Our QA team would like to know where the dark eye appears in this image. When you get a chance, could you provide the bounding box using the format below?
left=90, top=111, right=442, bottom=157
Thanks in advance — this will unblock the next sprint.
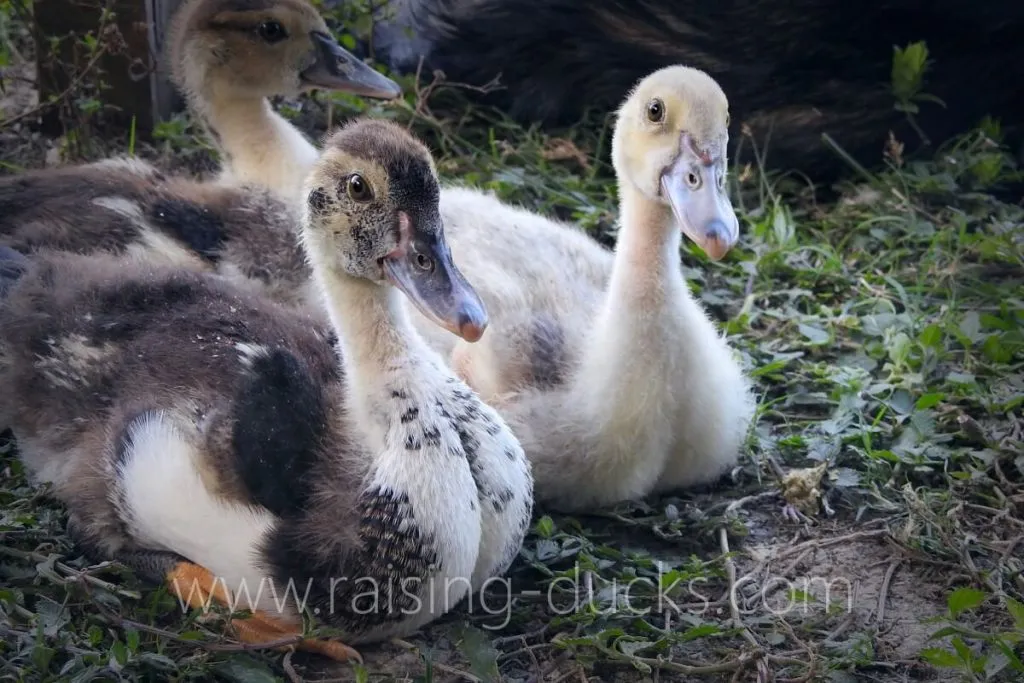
left=414, top=251, right=434, bottom=272
left=347, top=174, right=373, bottom=202
left=258, top=20, right=287, bottom=43
left=646, top=98, right=665, bottom=123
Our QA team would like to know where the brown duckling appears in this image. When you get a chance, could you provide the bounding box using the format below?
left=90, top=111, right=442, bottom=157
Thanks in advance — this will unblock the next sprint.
left=0, top=120, right=532, bottom=660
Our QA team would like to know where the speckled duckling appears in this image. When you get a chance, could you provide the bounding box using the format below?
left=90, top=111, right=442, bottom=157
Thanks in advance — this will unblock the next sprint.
left=0, top=120, right=532, bottom=661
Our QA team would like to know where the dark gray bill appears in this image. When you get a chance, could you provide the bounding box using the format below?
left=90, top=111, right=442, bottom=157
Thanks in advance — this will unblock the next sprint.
left=382, top=214, right=488, bottom=342
left=661, top=134, right=739, bottom=261
left=302, top=31, right=402, bottom=100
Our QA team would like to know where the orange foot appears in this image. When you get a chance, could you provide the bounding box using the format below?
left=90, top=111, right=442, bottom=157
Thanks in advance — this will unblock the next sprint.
left=166, top=560, right=232, bottom=610
left=164, top=561, right=362, bottom=663
left=229, top=608, right=363, bottom=663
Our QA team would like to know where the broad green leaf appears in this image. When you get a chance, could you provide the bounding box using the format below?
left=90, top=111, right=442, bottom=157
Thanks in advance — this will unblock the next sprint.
left=534, top=515, right=555, bottom=538
left=455, top=624, right=500, bottom=683
left=919, top=647, right=961, bottom=668
left=915, top=393, right=944, bottom=410
left=215, top=656, right=282, bottom=683
left=919, top=324, right=944, bottom=348
left=137, top=653, right=178, bottom=671
left=678, top=624, right=722, bottom=642
left=799, top=323, right=830, bottom=345
left=947, top=587, right=987, bottom=617
left=982, top=334, right=1012, bottom=364
left=946, top=371, right=976, bottom=385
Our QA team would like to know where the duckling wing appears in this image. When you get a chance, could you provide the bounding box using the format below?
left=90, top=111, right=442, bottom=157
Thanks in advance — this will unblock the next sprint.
left=0, top=249, right=337, bottom=508
left=0, top=161, right=309, bottom=303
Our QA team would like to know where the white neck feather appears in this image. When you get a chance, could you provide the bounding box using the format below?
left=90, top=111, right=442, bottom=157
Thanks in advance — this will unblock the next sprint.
left=572, top=184, right=701, bottom=417
left=313, top=266, right=423, bottom=385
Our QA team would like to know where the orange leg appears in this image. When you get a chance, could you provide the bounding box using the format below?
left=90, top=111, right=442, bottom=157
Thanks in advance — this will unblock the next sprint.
left=164, top=561, right=362, bottom=663
left=166, top=561, right=233, bottom=610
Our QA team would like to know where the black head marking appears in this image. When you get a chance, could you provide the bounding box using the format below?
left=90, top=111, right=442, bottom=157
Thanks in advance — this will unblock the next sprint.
left=307, top=188, right=330, bottom=214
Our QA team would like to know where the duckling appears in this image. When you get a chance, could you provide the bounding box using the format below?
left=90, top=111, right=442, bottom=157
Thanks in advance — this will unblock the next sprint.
left=431, top=66, right=756, bottom=511
left=2, top=67, right=752, bottom=514
left=167, top=0, right=401, bottom=199
left=0, top=120, right=532, bottom=659
left=0, top=0, right=402, bottom=302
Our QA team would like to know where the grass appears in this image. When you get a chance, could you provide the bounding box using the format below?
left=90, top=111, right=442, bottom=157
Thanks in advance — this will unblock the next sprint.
left=2, top=17, right=1024, bottom=683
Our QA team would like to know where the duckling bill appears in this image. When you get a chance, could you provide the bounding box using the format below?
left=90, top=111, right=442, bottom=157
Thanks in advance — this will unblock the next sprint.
left=661, top=131, right=739, bottom=261
left=381, top=210, right=488, bottom=342
left=303, top=29, right=401, bottom=99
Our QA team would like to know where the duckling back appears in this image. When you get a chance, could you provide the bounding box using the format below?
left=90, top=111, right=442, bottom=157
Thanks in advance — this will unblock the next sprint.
left=0, top=160, right=315, bottom=309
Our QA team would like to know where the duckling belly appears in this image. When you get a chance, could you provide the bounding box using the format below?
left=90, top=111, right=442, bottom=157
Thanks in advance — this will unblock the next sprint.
left=113, top=411, right=283, bottom=616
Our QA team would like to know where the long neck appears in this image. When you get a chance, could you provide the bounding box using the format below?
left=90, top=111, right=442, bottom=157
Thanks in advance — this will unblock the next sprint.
left=572, top=185, right=698, bottom=413
left=607, top=188, right=685, bottom=304
left=189, top=87, right=319, bottom=202
left=315, top=268, right=423, bottom=388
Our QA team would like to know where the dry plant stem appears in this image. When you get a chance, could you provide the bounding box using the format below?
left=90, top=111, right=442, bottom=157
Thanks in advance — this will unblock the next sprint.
left=874, top=559, right=901, bottom=626
left=961, top=540, right=1004, bottom=598
left=725, top=490, right=781, bottom=517
left=0, top=544, right=140, bottom=599
left=770, top=529, right=889, bottom=565
left=775, top=618, right=816, bottom=683
left=594, top=640, right=763, bottom=676
left=77, top=575, right=305, bottom=653
left=391, top=638, right=483, bottom=683
left=719, top=526, right=773, bottom=682
left=282, top=649, right=302, bottom=683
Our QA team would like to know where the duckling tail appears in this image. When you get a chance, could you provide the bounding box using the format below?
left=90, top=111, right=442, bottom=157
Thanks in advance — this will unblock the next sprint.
left=0, top=246, right=29, bottom=301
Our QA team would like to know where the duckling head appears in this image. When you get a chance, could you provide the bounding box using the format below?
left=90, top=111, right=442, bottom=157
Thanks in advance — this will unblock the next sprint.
left=611, top=65, right=739, bottom=261
left=169, top=0, right=401, bottom=101
left=301, top=119, right=488, bottom=342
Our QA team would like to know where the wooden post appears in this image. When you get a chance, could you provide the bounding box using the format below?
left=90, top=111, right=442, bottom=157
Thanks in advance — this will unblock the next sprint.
left=145, top=0, right=186, bottom=125
left=34, top=0, right=185, bottom=137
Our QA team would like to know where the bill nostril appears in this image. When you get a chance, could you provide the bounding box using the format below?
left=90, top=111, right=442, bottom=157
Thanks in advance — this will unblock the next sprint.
left=703, top=219, right=728, bottom=242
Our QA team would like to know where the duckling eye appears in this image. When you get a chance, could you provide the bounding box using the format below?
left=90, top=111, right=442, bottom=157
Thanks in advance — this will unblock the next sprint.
left=414, top=251, right=434, bottom=272
left=346, top=174, right=373, bottom=202
left=258, top=20, right=287, bottom=43
left=646, top=98, right=665, bottom=123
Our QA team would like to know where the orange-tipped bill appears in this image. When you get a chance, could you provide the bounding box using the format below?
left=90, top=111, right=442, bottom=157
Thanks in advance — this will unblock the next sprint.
left=661, top=135, right=739, bottom=261
left=382, top=213, right=488, bottom=342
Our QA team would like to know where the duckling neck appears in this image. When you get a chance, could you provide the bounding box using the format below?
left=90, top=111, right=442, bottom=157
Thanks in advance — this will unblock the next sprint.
left=607, top=187, right=686, bottom=303
left=572, top=185, right=698, bottom=420
left=192, top=89, right=318, bottom=201
left=316, top=270, right=424, bottom=379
